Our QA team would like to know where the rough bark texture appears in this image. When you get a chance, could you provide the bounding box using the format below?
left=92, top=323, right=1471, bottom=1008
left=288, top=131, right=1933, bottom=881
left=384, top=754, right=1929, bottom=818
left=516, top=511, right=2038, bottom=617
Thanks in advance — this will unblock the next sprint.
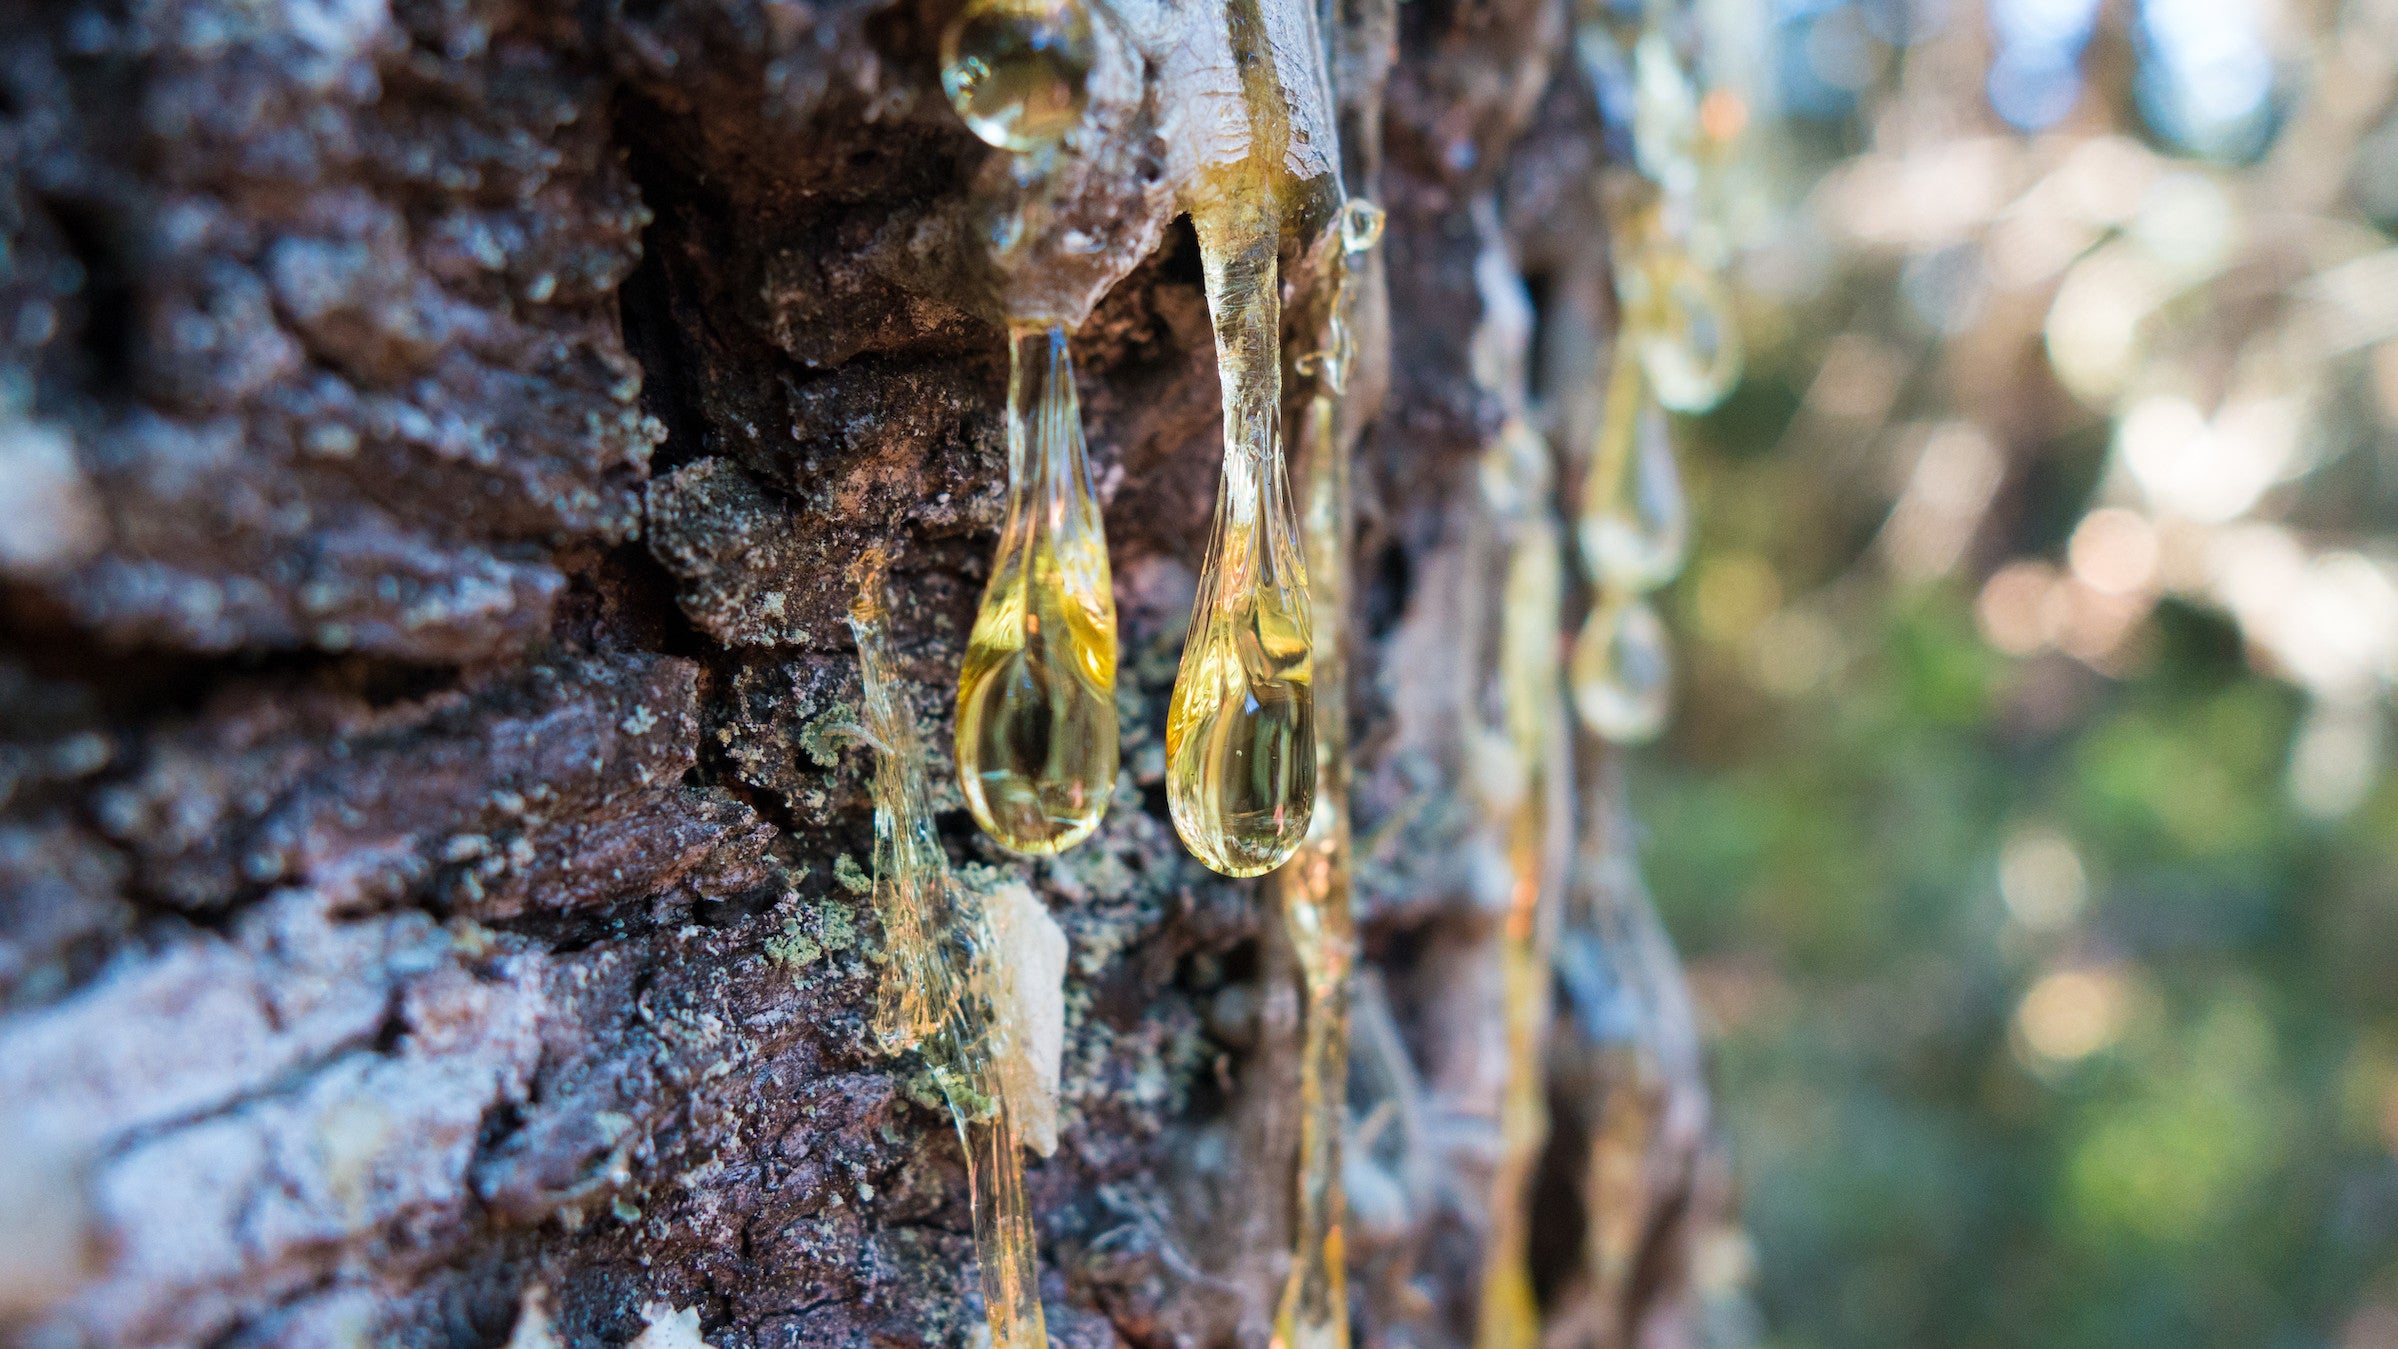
left=0, top=0, right=1708, bottom=1344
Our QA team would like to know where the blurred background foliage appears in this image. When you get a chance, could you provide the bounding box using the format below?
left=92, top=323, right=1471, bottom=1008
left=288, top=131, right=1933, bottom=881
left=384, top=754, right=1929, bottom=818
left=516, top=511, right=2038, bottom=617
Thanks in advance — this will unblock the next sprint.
left=1640, top=0, right=2398, bottom=1343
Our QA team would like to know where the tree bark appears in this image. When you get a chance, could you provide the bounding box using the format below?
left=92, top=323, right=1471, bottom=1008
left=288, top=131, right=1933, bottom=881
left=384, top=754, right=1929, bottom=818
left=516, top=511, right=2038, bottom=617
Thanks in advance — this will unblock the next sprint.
left=0, top=0, right=1719, bottom=1344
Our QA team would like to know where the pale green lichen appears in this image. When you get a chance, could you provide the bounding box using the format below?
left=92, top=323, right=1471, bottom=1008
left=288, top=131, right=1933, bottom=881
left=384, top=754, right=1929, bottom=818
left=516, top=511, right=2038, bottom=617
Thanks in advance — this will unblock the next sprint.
left=765, top=921, right=823, bottom=970
left=820, top=902, right=858, bottom=951
left=833, top=852, right=872, bottom=895
left=798, top=700, right=857, bottom=768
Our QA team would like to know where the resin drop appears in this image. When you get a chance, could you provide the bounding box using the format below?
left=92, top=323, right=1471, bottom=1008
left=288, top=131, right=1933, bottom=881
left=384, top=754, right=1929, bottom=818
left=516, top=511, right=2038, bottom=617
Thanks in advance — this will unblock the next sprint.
left=1577, top=355, right=1687, bottom=593
left=1164, top=515, right=1317, bottom=878
left=1623, top=245, right=1741, bottom=414
left=1168, top=204, right=1317, bottom=878
left=941, top=0, right=1096, bottom=153
left=1340, top=197, right=1386, bottom=254
left=957, top=325, right=1119, bottom=855
left=1570, top=593, right=1672, bottom=743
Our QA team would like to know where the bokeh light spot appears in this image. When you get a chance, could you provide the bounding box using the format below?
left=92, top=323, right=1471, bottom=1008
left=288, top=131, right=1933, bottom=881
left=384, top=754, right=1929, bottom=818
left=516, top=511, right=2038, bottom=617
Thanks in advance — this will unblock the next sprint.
left=1998, top=825, right=2088, bottom=932
left=2016, top=965, right=2127, bottom=1065
left=2067, top=508, right=2159, bottom=597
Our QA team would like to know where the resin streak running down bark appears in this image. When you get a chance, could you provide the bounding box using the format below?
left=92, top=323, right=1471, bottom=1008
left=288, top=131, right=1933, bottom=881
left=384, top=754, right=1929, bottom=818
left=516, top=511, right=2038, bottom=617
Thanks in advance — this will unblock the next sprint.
left=1271, top=182, right=1387, bottom=1349
left=1464, top=209, right=1573, bottom=1347
left=852, top=564, right=1047, bottom=1349
left=1273, top=392, right=1354, bottom=1349
left=1475, top=443, right=1569, bottom=1349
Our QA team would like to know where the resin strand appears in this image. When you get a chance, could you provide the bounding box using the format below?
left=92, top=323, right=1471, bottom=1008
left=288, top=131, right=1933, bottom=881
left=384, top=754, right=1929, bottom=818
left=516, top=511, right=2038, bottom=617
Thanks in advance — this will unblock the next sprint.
left=1474, top=425, right=1570, bottom=1349
left=851, top=562, right=1049, bottom=1349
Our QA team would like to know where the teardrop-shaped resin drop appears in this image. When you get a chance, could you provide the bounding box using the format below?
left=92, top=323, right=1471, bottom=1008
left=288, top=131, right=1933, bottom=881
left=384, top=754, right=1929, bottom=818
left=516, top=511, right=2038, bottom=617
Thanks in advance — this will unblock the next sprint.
left=1624, top=247, right=1742, bottom=414
left=1570, top=593, right=1672, bottom=743
left=956, top=325, right=1119, bottom=855
left=1168, top=208, right=1316, bottom=878
left=940, top=0, right=1095, bottom=153
left=1577, top=364, right=1687, bottom=593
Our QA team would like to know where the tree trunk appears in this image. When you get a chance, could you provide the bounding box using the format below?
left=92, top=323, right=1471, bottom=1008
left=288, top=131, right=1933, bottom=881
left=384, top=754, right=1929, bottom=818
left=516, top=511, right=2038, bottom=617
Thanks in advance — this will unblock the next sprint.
left=0, top=0, right=1722, bottom=1343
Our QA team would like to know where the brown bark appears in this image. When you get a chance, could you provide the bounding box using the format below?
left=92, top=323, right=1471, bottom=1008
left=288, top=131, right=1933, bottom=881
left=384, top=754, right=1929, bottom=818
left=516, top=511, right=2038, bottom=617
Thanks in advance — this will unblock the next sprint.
left=0, top=0, right=1718, bottom=1344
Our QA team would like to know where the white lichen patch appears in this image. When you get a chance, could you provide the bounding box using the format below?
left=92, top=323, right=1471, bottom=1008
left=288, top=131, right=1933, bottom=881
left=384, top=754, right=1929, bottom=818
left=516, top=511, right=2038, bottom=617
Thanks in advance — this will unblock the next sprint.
left=981, top=881, right=1068, bottom=1157
left=628, top=1302, right=715, bottom=1348
left=501, top=1285, right=559, bottom=1349
left=0, top=418, right=104, bottom=575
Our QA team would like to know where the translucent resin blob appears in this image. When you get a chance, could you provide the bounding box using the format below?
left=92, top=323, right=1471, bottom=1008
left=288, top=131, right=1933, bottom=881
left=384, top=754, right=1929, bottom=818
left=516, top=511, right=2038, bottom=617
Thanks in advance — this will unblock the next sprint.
left=956, top=325, right=1119, bottom=855
left=1622, top=238, right=1742, bottom=415
left=1569, top=591, right=1672, bottom=743
left=940, top=0, right=1096, bottom=153
left=1576, top=347, right=1688, bottom=593
left=1168, top=199, right=1317, bottom=878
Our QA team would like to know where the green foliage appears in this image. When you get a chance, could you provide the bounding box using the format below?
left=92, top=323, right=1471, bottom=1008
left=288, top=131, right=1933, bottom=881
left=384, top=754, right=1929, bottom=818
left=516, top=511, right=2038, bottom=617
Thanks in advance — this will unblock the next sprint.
left=1642, top=536, right=2398, bottom=1348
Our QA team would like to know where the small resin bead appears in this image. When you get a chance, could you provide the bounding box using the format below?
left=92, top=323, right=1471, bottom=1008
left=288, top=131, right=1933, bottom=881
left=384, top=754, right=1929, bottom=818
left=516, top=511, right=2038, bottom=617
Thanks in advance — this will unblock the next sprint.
left=940, top=0, right=1096, bottom=153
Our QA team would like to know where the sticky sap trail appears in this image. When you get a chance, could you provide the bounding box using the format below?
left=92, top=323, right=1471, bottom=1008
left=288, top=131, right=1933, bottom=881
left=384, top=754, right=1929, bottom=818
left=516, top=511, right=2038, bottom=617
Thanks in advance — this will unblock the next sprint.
left=851, top=571, right=1048, bottom=1349
left=935, top=1012, right=1047, bottom=1349
left=957, top=325, right=1119, bottom=855
left=1168, top=201, right=1316, bottom=878
left=1474, top=427, right=1568, bottom=1349
left=1272, top=390, right=1354, bottom=1349
left=855, top=575, right=962, bottom=1058
left=1570, top=339, right=1678, bottom=743
left=1267, top=187, right=1383, bottom=1349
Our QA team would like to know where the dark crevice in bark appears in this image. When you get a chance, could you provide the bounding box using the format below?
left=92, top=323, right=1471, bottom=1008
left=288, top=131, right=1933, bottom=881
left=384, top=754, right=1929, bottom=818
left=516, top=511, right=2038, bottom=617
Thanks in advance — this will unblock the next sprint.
left=39, top=194, right=138, bottom=398
left=1529, top=1071, right=1590, bottom=1310
left=612, top=106, right=716, bottom=481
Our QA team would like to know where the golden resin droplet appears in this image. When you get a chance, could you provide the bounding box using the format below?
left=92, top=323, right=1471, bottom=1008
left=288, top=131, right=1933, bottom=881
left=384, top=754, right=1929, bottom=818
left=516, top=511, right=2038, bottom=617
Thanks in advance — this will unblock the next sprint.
left=1576, top=349, right=1687, bottom=592
left=957, top=325, right=1119, bottom=855
left=1169, top=205, right=1317, bottom=879
left=1570, top=592, right=1672, bottom=743
left=1622, top=243, right=1742, bottom=414
left=940, top=0, right=1095, bottom=153
left=1164, top=519, right=1316, bottom=876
